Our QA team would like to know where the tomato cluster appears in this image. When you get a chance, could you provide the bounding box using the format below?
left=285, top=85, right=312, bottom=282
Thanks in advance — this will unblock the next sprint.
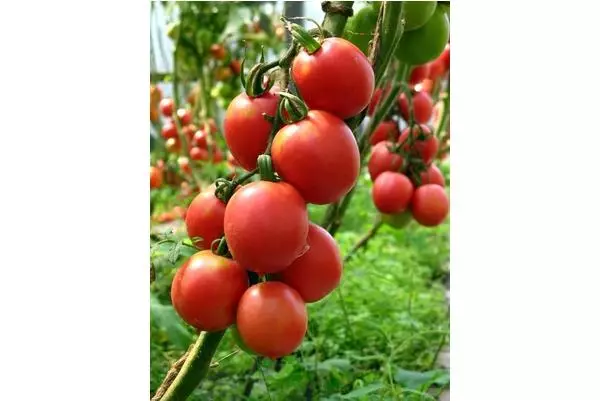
left=172, top=35, right=374, bottom=359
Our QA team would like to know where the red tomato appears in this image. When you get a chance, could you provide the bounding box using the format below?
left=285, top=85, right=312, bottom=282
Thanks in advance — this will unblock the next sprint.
left=292, top=37, right=375, bottom=119
left=210, top=44, right=226, bottom=60
left=156, top=211, right=175, bottom=223
left=372, top=172, right=414, bottom=214
left=177, top=109, right=192, bottom=126
left=159, top=98, right=174, bottom=117
left=211, top=148, right=224, bottom=163
left=271, top=110, right=360, bottom=205
left=189, top=147, right=208, bottom=161
left=419, top=79, right=434, bottom=95
left=224, top=181, right=309, bottom=273
left=206, top=118, right=218, bottom=135
left=150, top=166, right=162, bottom=189
left=171, top=251, right=248, bottom=331
left=185, top=189, right=226, bottom=249
left=370, top=120, right=400, bottom=145
left=224, top=90, right=279, bottom=171
left=172, top=206, right=187, bottom=219
left=398, top=124, right=438, bottom=165
left=230, top=59, right=242, bottom=75
left=399, top=91, right=433, bottom=124
left=439, top=43, right=450, bottom=73
left=417, top=164, right=446, bottom=187
left=181, top=124, right=197, bottom=141
left=161, top=120, right=178, bottom=139
left=410, top=184, right=449, bottom=227
left=236, top=281, right=307, bottom=359
left=178, top=156, right=191, bottom=174
left=409, top=64, right=431, bottom=85
left=368, top=88, right=383, bottom=116
left=368, top=141, right=404, bottom=181
left=191, top=129, right=208, bottom=149
left=156, top=159, right=165, bottom=171
left=227, top=151, right=240, bottom=167
left=428, top=59, right=445, bottom=81
left=165, top=137, right=181, bottom=153
left=277, top=223, right=342, bottom=303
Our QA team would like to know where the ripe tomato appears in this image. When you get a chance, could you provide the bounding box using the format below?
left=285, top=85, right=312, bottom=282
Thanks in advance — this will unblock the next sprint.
left=396, top=6, right=450, bottom=65
left=178, top=156, right=191, bottom=174
left=271, top=110, right=360, bottom=205
left=292, top=37, right=374, bottom=119
left=229, top=59, right=242, bottom=75
left=409, top=64, right=431, bottom=85
left=370, top=120, right=400, bottom=145
left=189, top=147, right=208, bottom=161
left=210, top=43, right=226, bottom=60
left=224, top=90, right=279, bottom=171
left=171, top=251, right=248, bottom=331
left=417, top=164, right=446, bottom=187
left=161, top=120, right=178, bottom=139
left=215, top=66, right=233, bottom=81
left=224, top=181, right=309, bottom=273
left=165, top=137, right=181, bottom=153
left=177, top=108, right=192, bottom=126
left=185, top=189, right=226, bottom=249
left=236, top=281, right=307, bottom=359
left=211, top=148, right=224, bottom=163
left=159, top=98, right=174, bottom=117
left=428, top=59, right=445, bottom=81
left=410, top=184, right=449, bottom=227
left=372, top=172, right=414, bottom=214
left=381, top=211, right=412, bottom=229
left=150, top=166, right=163, bottom=189
left=367, top=87, right=384, bottom=116
left=181, top=124, right=197, bottom=141
left=403, top=1, right=437, bottom=31
left=418, top=79, right=435, bottom=95
left=277, top=223, right=342, bottom=303
left=368, top=141, right=404, bottom=181
left=191, top=129, right=208, bottom=149
left=399, top=91, right=433, bottom=124
left=439, top=43, right=450, bottom=73
left=398, top=124, right=439, bottom=165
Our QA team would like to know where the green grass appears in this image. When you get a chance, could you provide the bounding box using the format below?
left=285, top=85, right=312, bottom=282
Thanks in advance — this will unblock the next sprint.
left=150, top=168, right=450, bottom=400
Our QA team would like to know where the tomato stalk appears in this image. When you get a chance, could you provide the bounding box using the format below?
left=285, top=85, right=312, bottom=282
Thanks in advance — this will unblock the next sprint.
left=343, top=216, right=384, bottom=262
left=321, top=1, right=355, bottom=37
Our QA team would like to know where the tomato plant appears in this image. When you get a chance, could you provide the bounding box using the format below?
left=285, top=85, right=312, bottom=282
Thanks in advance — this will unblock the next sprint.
left=396, top=6, right=450, bottom=65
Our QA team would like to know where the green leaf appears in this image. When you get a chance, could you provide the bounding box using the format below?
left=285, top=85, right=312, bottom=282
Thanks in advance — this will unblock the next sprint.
left=340, top=383, right=386, bottom=399
left=317, top=358, right=352, bottom=372
left=167, top=240, right=182, bottom=264
left=394, top=368, right=449, bottom=390
left=150, top=294, right=193, bottom=350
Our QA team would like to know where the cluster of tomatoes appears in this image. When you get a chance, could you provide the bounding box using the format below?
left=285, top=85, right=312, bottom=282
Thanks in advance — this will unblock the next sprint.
left=171, top=34, right=375, bottom=359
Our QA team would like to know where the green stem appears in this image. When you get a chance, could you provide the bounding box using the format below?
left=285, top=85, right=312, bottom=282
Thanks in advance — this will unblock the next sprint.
left=373, top=2, right=405, bottom=89
left=321, top=1, right=354, bottom=37
left=343, top=217, right=383, bottom=262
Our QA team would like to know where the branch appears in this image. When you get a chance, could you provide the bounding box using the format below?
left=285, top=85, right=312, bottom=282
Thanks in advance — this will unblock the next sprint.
left=321, top=1, right=354, bottom=36
left=343, top=217, right=383, bottom=262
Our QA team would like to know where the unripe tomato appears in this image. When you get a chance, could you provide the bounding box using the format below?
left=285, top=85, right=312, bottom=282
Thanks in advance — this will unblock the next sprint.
left=185, top=189, right=226, bottom=249
left=381, top=211, right=412, bottom=229
left=368, top=141, right=404, bottom=181
left=160, top=98, right=174, bottom=117
left=224, top=181, right=309, bottom=273
left=271, top=110, right=360, bottom=205
left=224, top=91, right=279, bottom=171
left=236, top=282, right=307, bottom=359
left=177, top=108, right=192, bottom=126
left=229, top=59, right=242, bottom=75
left=292, top=37, right=375, bottom=119
left=396, top=6, right=450, bottom=65
left=165, top=137, right=181, bottom=153
left=417, top=164, right=446, bottom=187
left=150, top=166, right=163, bottom=189
left=277, top=223, right=342, bottom=303
left=399, top=91, right=433, bottom=124
left=171, top=251, right=248, bottom=331
left=178, top=156, right=191, bottom=174
left=370, top=120, right=400, bottom=145
left=403, top=1, right=437, bottom=31
left=372, top=172, right=414, bottom=214
left=398, top=124, right=438, bottom=165
left=410, top=184, right=449, bottom=227
left=161, top=120, right=178, bottom=139
left=210, top=44, right=226, bottom=60
left=189, top=147, right=208, bottom=161
left=343, top=4, right=378, bottom=56
left=409, top=64, right=431, bottom=85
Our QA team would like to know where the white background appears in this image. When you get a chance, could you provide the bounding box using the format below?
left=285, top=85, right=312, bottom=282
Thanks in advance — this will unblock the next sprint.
left=1, top=1, right=600, bottom=400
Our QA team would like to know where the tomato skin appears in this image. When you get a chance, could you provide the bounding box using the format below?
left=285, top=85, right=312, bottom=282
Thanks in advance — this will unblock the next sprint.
left=396, top=6, right=450, bottom=65
left=398, top=124, right=438, bottom=165
left=185, top=189, right=226, bottom=249
left=171, top=251, right=248, bottom=332
left=367, top=88, right=383, bottom=116
left=150, top=166, right=163, bottom=189
left=229, top=59, right=242, bottom=75
left=277, top=223, right=342, bottom=303
left=177, top=109, right=192, bottom=126
left=224, top=181, right=309, bottom=273
left=271, top=110, right=360, bottom=205
left=399, top=91, right=433, bottom=124
left=189, top=147, right=207, bottom=161
left=403, top=1, right=437, bottom=31
left=410, top=184, right=449, bottom=227
left=230, top=324, right=256, bottom=355
left=236, top=282, right=307, bottom=359
left=210, top=44, right=226, bottom=60
left=223, top=91, right=279, bottom=171
left=381, top=211, right=412, bottom=229
left=409, top=64, right=431, bottom=85
left=372, top=172, right=414, bottom=214
left=161, top=120, right=178, bottom=139
left=292, top=37, right=375, bottom=119
left=368, top=141, right=404, bottom=181
left=343, top=4, right=378, bottom=56
left=159, top=98, right=174, bottom=117
left=417, top=164, right=446, bottom=187
left=370, top=120, right=400, bottom=145
left=428, top=59, right=446, bottom=81
left=165, top=137, right=181, bottom=153
left=192, top=129, right=208, bottom=149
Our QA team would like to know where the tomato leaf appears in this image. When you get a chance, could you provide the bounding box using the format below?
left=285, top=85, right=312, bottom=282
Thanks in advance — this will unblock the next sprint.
left=394, top=368, right=449, bottom=390
left=339, top=383, right=386, bottom=399
left=150, top=294, right=193, bottom=350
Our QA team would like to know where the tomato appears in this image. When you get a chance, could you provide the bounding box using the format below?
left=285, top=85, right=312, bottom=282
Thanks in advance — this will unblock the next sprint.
left=211, top=148, right=224, bottom=163
left=161, top=120, right=178, bottom=139
left=370, top=120, right=400, bottom=145
left=156, top=211, right=176, bottom=223
left=343, top=4, right=378, bottom=56
left=367, top=88, right=384, bottom=116
left=236, top=281, right=307, bottom=359
left=172, top=206, right=187, bottom=219
left=271, top=110, right=360, bottom=205
left=165, top=137, right=181, bottom=153
left=159, top=98, right=174, bottom=117
left=224, top=181, right=309, bottom=273
left=399, top=91, right=433, bottom=124
left=191, top=129, right=208, bottom=149
left=189, top=147, right=208, bottom=161
left=409, top=64, right=431, bottom=85
left=428, top=59, right=445, bottom=81
left=372, top=172, right=414, bottom=214
left=381, top=211, right=412, bottom=229
left=181, top=124, right=197, bottom=142
left=403, top=1, right=437, bottom=31
left=418, top=79, right=435, bottom=95
left=177, top=108, right=192, bottom=126
left=210, top=44, right=226, bottom=60
left=410, top=184, right=449, bottom=227
left=396, top=6, right=450, bottom=65
left=206, top=118, right=218, bottom=135
left=215, top=66, right=233, bottom=81
left=229, top=59, right=242, bottom=75
left=171, top=251, right=248, bottom=331
left=368, top=141, right=404, bottom=181
left=292, top=37, right=375, bottom=119
left=439, top=43, right=450, bottom=73
left=156, top=159, right=165, bottom=171
left=185, top=189, right=226, bottom=249
left=417, top=164, right=446, bottom=187
left=150, top=166, right=163, bottom=189
left=398, top=124, right=439, bottom=165
left=223, top=90, right=279, bottom=171
left=178, top=156, right=191, bottom=174
left=227, top=151, right=240, bottom=167
left=277, top=223, right=342, bottom=303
